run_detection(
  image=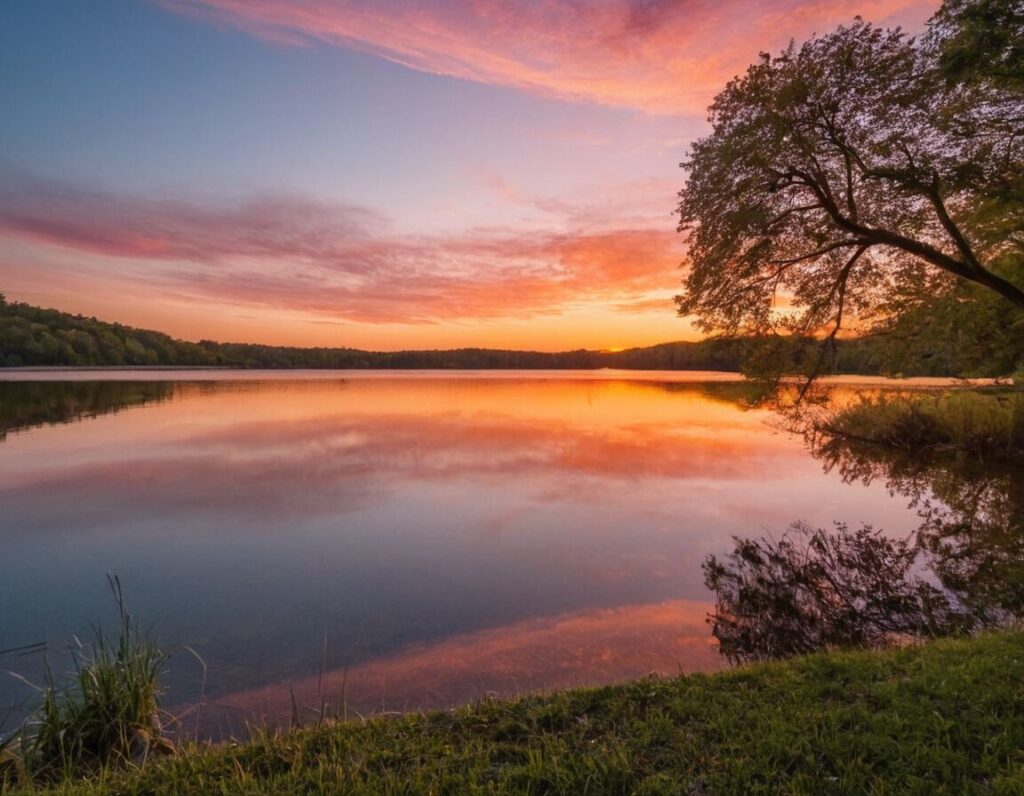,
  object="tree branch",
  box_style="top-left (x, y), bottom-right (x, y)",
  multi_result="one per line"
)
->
top-left (798, 244), bottom-right (868, 402)
top-left (768, 239), bottom-right (865, 266)
top-left (925, 178), bottom-right (983, 270)
top-left (781, 166), bottom-right (1024, 309)
top-left (764, 203), bottom-right (824, 229)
